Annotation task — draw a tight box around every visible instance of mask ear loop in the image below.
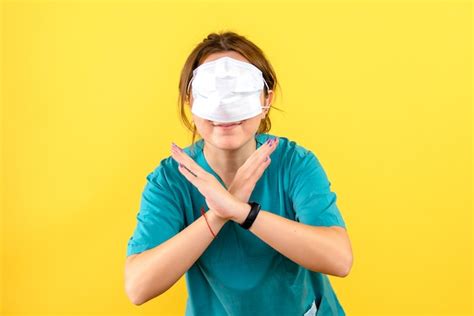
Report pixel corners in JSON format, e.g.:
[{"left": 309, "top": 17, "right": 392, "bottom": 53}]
[{"left": 262, "top": 78, "right": 272, "bottom": 109}]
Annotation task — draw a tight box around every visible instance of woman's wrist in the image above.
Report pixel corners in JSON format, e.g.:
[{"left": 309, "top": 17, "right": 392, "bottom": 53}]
[
  {"left": 206, "top": 209, "right": 230, "bottom": 227},
  {"left": 231, "top": 201, "right": 252, "bottom": 225}
]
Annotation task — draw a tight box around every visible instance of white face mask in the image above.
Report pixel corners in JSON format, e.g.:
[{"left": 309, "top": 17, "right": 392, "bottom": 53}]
[{"left": 188, "top": 56, "right": 271, "bottom": 123}]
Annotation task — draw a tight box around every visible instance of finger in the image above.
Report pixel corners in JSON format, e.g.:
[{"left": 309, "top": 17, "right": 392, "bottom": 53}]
[
  {"left": 244, "top": 156, "right": 271, "bottom": 187},
  {"left": 263, "top": 137, "right": 279, "bottom": 155},
  {"left": 171, "top": 143, "right": 208, "bottom": 178},
  {"left": 179, "top": 162, "right": 198, "bottom": 177},
  {"left": 227, "top": 138, "right": 277, "bottom": 190},
  {"left": 171, "top": 147, "right": 197, "bottom": 176},
  {"left": 235, "top": 141, "right": 275, "bottom": 184},
  {"left": 171, "top": 149, "right": 202, "bottom": 179},
  {"left": 245, "top": 137, "right": 280, "bottom": 167},
  {"left": 177, "top": 162, "right": 200, "bottom": 186},
  {"left": 170, "top": 147, "right": 185, "bottom": 166},
  {"left": 255, "top": 156, "right": 271, "bottom": 176},
  {"left": 256, "top": 137, "right": 279, "bottom": 159},
  {"left": 234, "top": 137, "right": 277, "bottom": 181},
  {"left": 261, "top": 137, "right": 279, "bottom": 159},
  {"left": 171, "top": 144, "right": 204, "bottom": 174}
]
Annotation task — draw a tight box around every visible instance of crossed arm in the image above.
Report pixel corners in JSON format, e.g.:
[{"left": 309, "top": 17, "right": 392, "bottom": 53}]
[
  {"left": 232, "top": 203, "right": 353, "bottom": 277},
  {"left": 125, "top": 202, "right": 352, "bottom": 305},
  {"left": 170, "top": 138, "right": 353, "bottom": 276},
  {"left": 125, "top": 140, "right": 353, "bottom": 305}
]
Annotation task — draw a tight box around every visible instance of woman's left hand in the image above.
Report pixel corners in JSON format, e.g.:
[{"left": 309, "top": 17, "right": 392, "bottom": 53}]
[{"left": 170, "top": 143, "right": 246, "bottom": 221}]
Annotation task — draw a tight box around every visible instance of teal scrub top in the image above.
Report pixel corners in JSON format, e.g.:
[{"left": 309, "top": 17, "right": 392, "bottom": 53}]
[{"left": 126, "top": 132, "right": 347, "bottom": 315}]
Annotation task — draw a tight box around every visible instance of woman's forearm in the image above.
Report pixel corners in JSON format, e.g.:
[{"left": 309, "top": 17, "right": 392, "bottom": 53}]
[
  {"left": 235, "top": 206, "right": 353, "bottom": 277},
  {"left": 125, "top": 209, "right": 227, "bottom": 305}
]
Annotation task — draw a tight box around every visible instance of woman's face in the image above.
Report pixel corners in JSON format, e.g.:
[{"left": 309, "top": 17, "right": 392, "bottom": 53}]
[{"left": 189, "top": 51, "right": 273, "bottom": 150}]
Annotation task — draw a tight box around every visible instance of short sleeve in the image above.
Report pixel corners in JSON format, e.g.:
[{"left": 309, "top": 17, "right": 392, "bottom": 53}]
[
  {"left": 126, "top": 165, "right": 185, "bottom": 256},
  {"left": 288, "top": 149, "right": 346, "bottom": 228}
]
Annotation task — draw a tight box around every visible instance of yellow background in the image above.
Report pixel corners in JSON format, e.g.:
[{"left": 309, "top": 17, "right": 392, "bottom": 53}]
[{"left": 1, "top": 0, "right": 472, "bottom": 315}]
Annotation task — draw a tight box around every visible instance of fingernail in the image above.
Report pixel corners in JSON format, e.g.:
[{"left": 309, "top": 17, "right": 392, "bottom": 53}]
[
  {"left": 269, "top": 138, "right": 274, "bottom": 146},
  {"left": 265, "top": 139, "right": 271, "bottom": 145},
  {"left": 264, "top": 156, "right": 268, "bottom": 162}
]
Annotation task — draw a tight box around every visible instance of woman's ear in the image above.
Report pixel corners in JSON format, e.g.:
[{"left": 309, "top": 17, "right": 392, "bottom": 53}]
[{"left": 262, "top": 90, "right": 274, "bottom": 116}]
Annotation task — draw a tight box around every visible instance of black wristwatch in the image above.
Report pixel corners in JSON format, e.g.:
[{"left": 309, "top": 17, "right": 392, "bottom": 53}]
[{"left": 239, "top": 201, "right": 261, "bottom": 230}]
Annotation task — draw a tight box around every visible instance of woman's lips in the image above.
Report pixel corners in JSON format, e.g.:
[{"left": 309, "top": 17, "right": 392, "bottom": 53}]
[{"left": 212, "top": 121, "right": 242, "bottom": 127}]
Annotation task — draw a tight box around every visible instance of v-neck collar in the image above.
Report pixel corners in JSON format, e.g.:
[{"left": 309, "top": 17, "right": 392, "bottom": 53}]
[{"left": 193, "top": 133, "right": 270, "bottom": 190}]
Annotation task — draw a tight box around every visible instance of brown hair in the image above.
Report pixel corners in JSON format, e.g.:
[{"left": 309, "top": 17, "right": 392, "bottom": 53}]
[{"left": 177, "top": 31, "right": 284, "bottom": 152}]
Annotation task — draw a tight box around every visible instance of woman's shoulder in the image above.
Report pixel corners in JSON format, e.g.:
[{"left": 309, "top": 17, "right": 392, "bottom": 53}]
[{"left": 145, "top": 154, "right": 181, "bottom": 186}]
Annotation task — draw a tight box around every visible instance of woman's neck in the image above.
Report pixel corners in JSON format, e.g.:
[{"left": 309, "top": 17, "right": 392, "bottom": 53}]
[{"left": 203, "top": 136, "right": 257, "bottom": 179}]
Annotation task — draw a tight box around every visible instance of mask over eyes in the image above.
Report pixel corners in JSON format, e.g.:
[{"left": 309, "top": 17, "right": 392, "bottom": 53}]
[{"left": 188, "top": 56, "right": 271, "bottom": 123}]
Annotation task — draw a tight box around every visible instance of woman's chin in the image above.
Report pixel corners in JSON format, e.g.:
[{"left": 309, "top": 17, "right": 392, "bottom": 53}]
[
  {"left": 210, "top": 137, "right": 243, "bottom": 150},
  {"left": 214, "top": 141, "right": 240, "bottom": 150}
]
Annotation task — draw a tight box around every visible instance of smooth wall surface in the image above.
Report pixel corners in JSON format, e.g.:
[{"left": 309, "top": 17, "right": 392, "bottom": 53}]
[{"left": 1, "top": 0, "right": 472, "bottom": 315}]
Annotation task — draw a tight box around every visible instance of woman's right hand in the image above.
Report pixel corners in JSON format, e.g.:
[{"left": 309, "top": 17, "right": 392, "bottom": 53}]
[{"left": 227, "top": 136, "right": 279, "bottom": 203}]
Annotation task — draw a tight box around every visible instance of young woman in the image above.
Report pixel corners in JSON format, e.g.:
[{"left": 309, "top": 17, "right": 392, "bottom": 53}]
[{"left": 125, "top": 31, "right": 353, "bottom": 315}]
